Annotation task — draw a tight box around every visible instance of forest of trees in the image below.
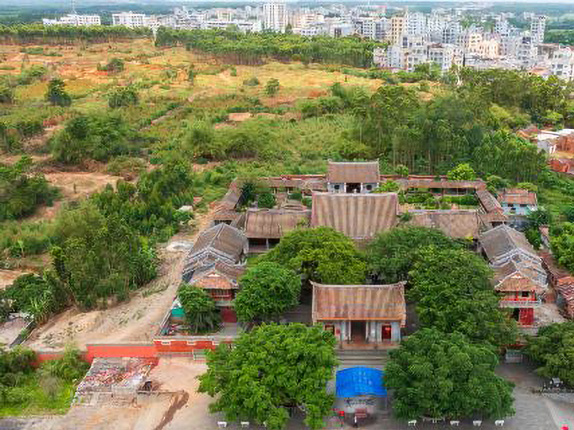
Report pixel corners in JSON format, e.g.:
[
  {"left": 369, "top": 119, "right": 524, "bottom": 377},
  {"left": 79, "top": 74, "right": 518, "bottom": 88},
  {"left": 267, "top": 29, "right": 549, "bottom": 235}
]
[
  {"left": 155, "top": 28, "right": 383, "bottom": 67},
  {"left": 0, "top": 24, "right": 151, "bottom": 44}
]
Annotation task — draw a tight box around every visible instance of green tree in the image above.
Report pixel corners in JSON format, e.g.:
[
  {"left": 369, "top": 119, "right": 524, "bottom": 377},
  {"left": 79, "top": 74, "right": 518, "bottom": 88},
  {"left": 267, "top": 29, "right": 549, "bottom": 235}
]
[
  {"left": 367, "top": 226, "right": 459, "bottom": 283},
  {"left": 550, "top": 223, "right": 574, "bottom": 273},
  {"left": 0, "top": 85, "right": 14, "bottom": 104},
  {"left": 562, "top": 205, "right": 574, "bottom": 222},
  {"left": 524, "top": 322, "right": 574, "bottom": 387},
  {"left": 45, "top": 78, "right": 71, "bottom": 107},
  {"left": 265, "top": 78, "right": 280, "bottom": 96},
  {"left": 257, "top": 191, "right": 276, "bottom": 209},
  {"left": 409, "top": 247, "right": 517, "bottom": 347},
  {"left": 108, "top": 85, "right": 139, "bottom": 108},
  {"left": 50, "top": 113, "right": 137, "bottom": 164},
  {"left": 51, "top": 203, "right": 157, "bottom": 309},
  {"left": 527, "top": 207, "right": 551, "bottom": 228},
  {"left": 178, "top": 284, "right": 221, "bottom": 334},
  {"left": 235, "top": 262, "right": 301, "bottom": 322},
  {"left": 0, "top": 156, "right": 58, "bottom": 221},
  {"left": 101, "top": 58, "right": 125, "bottom": 73},
  {"left": 198, "top": 323, "right": 337, "bottom": 430},
  {"left": 385, "top": 328, "right": 515, "bottom": 420},
  {"left": 486, "top": 175, "right": 508, "bottom": 195},
  {"left": 4, "top": 273, "right": 64, "bottom": 322},
  {"left": 375, "top": 180, "right": 400, "bottom": 193},
  {"left": 395, "top": 164, "right": 409, "bottom": 177},
  {"left": 263, "top": 227, "right": 366, "bottom": 284},
  {"left": 447, "top": 163, "right": 476, "bottom": 180}
]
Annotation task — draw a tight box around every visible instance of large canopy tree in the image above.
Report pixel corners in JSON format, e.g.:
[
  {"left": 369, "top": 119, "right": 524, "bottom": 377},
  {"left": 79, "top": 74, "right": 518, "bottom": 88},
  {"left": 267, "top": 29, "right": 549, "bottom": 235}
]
[
  {"left": 178, "top": 284, "right": 221, "bottom": 334},
  {"left": 385, "top": 328, "right": 515, "bottom": 420},
  {"left": 409, "top": 247, "right": 517, "bottom": 347},
  {"left": 263, "top": 227, "right": 366, "bottom": 285},
  {"left": 550, "top": 223, "right": 574, "bottom": 273},
  {"left": 235, "top": 262, "right": 301, "bottom": 323},
  {"left": 524, "top": 322, "right": 574, "bottom": 387},
  {"left": 198, "top": 323, "right": 337, "bottom": 430},
  {"left": 367, "top": 226, "right": 460, "bottom": 283}
]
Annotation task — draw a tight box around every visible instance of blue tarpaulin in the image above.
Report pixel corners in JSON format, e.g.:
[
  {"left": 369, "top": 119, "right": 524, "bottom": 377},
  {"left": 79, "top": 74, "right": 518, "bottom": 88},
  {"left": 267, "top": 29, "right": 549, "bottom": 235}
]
[{"left": 336, "top": 367, "right": 387, "bottom": 398}]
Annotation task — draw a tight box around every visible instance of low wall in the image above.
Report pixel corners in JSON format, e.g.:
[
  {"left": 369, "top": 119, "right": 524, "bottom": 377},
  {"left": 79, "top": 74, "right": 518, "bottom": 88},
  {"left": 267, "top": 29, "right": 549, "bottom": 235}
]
[
  {"left": 33, "top": 338, "right": 233, "bottom": 364},
  {"left": 85, "top": 343, "right": 158, "bottom": 362}
]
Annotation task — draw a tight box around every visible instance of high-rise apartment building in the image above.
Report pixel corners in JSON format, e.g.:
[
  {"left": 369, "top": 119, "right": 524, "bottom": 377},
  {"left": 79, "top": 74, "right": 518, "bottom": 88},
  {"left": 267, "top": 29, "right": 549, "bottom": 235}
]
[
  {"left": 263, "top": 0, "right": 287, "bottom": 32},
  {"left": 390, "top": 15, "right": 406, "bottom": 44},
  {"left": 530, "top": 15, "right": 546, "bottom": 45}
]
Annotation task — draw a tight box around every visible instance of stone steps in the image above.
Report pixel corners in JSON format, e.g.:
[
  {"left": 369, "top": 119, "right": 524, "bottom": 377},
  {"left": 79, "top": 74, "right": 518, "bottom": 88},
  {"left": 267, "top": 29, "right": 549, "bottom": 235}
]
[{"left": 336, "top": 349, "right": 389, "bottom": 368}]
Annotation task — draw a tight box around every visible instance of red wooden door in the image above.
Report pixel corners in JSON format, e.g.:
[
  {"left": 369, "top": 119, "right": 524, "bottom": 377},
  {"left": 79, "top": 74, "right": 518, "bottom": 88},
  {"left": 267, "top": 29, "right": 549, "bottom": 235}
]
[
  {"left": 519, "top": 308, "right": 534, "bottom": 326},
  {"left": 220, "top": 307, "right": 237, "bottom": 323},
  {"left": 382, "top": 325, "right": 392, "bottom": 340}
]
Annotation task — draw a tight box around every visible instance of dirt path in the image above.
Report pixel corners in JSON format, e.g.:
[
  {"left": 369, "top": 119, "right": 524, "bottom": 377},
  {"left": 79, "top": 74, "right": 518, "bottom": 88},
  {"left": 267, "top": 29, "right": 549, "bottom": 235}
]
[{"left": 25, "top": 209, "right": 214, "bottom": 351}]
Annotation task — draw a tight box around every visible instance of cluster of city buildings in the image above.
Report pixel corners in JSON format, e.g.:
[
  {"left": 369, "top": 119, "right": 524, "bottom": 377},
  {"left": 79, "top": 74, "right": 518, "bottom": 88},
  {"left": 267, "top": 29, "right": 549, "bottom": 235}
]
[
  {"left": 42, "top": 3, "right": 573, "bottom": 80},
  {"left": 372, "top": 11, "right": 573, "bottom": 79}
]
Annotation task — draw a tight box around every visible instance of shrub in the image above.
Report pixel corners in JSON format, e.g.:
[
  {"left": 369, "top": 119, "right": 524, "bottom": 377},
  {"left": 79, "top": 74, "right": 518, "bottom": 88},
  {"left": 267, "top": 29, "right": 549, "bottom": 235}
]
[
  {"left": 100, "top": 58, "right": 125, "bottom": 73},
  {"left": 108, "top": 85, "right": 139, "bottom": 108},
  {"left": 243, "top": 76, "right": 260, "bottom": 87}
]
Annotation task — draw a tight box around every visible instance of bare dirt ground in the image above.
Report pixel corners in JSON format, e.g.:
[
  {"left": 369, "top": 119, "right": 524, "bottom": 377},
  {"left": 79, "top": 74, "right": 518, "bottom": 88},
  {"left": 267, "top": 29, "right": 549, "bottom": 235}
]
[
  {"left": 25, "top": 210, "right": 213, "bottom": 351},
  {"left": 0, "top": 359, "right": 214, "bottom": 430},
  {"left": 24, "top": 171, "right": 124, "bottom": 222},
  {"left": 0, "top": 269, "right": 31, "bottom": 290}
]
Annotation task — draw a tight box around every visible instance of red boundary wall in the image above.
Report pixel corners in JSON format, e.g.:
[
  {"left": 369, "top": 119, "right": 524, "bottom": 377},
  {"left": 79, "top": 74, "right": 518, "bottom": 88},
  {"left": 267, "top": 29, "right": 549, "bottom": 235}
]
[{"left": 34, "top": 338, "right": 233, "bottom": 364}]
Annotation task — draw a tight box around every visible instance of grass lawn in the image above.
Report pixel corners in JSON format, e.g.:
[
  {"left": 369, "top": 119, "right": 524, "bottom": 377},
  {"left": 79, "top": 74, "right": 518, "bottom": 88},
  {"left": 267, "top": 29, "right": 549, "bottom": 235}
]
[{"left": 0, "top": 373, "right": 77, "bottom": 417}]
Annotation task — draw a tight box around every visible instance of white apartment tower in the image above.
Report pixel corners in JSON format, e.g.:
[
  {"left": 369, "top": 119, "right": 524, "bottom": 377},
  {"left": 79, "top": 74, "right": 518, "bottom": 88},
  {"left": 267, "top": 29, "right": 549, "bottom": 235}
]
[
  {"left": 530, "top": 15, "right": 546, "bottom": 45},
  {"left": 263, "top": 0, "right": 287, "bottom": 33},
  {"left": 406, "top": 12, "right": 426, "bottom": 36},
  {"left": 551, "top": 47, "right": 574, "bottom": 81}
]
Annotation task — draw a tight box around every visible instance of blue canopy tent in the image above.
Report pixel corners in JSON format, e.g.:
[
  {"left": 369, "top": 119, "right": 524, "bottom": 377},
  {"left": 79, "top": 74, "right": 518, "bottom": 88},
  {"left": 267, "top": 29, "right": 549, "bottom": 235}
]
[{"left": 336, "top": 367, "right": 387, "bottom": 398}]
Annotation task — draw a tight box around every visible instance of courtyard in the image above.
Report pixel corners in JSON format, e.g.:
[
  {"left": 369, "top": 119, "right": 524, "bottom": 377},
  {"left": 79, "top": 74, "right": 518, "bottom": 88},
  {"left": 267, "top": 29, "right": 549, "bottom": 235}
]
[{"left": 1, "top": 359, "right": 573, "bottom": 430}]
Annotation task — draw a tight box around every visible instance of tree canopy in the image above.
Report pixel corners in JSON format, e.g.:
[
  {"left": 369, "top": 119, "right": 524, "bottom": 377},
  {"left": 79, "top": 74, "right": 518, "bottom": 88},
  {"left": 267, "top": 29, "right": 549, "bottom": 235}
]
[
  {"left": 409, "top": 247, "right": 517, "bottom": 347},
  {"left": 50, "top": 113, "right": 139, "bottom": 164},
  {"left": 524, "top": 322, "right": 574, "bottom": 387},
  {"left": 367, "top": 226, "right": 460, "bottom": 283},
  {"left": 45, "top": 78, "right": 71, "bottom": 107},
  {"left": 108, "top": 85, "right": 138, "bottom": 108},
  {"left": 0, "top": 156, "right": 58, "bottom": 221},
  {"left": 198, "top": 323, "right": 337, "bottom": 430},
  {"left": 235, "top": 262, "right": 301, "bottom": 322},
  {"left": 262, "top": 227, "right": 367, "bottom": 284},
  {"left": 178, "top": 284, "right": 221, "bottom": 334},
  {"left": 385, "top": 328, "right": 515, "bottom": 420},
  {"left": 550, "top": 223, "right": 574, "bottom": 273},
  {"left": 447, "top": 163, "right": 476, "bottom": 181}
]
